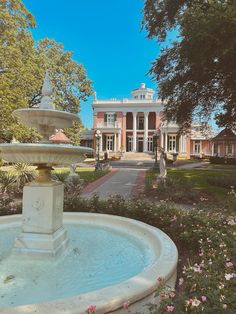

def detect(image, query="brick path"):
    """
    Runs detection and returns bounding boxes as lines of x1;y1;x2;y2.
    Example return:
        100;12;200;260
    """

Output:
81;168;146;199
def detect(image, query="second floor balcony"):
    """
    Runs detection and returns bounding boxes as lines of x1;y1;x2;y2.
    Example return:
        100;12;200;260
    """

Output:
96;121;121;129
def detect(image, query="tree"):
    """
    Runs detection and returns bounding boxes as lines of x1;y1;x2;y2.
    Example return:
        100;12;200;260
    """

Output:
0;0;43;142
0;1;93;144
32;38;93;114
143;0;236;130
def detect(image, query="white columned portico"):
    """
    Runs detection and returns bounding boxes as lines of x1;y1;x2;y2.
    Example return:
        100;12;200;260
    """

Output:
132;112;137;152
165;133;168;152
144;112;149;152
118;130;121;152
114;133;117;152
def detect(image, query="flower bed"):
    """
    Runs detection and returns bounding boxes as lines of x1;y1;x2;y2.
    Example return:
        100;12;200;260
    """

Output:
64;196;236;313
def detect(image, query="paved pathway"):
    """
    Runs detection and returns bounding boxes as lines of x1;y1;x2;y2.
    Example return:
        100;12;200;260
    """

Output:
81;168;146;199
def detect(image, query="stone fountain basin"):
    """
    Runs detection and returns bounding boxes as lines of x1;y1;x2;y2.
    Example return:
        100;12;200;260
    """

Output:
0;143;93;166
13;108;80;129
0;213;178;314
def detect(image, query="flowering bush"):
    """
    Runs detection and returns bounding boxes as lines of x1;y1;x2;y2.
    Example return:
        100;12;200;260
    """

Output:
64;196;236;313
0;192;21;216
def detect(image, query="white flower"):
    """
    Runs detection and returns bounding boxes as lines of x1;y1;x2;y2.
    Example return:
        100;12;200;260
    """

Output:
192;298;201;307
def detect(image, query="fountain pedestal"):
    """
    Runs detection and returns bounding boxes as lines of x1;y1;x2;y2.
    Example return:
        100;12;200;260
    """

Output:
13;180;69;257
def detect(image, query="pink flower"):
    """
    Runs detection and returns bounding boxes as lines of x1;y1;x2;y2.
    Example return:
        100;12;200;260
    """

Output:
166;305;175;312
201;296;207;302
226;261;233;268
123;301;130;310
86;305;96;314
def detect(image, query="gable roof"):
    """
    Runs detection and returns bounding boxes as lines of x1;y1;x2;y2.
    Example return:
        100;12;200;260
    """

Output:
212;128;236;141
49;130;72;144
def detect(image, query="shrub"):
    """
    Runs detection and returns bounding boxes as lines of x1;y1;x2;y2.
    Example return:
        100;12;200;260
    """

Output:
0;192;21;216
0;171;16;193
206;175;236;189
210;156;236;165
13;163;35;191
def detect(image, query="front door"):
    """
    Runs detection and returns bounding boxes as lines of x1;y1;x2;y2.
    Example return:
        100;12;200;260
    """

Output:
138;137;143;152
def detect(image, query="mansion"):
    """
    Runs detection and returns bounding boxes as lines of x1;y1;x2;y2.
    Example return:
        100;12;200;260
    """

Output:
80;83;234;159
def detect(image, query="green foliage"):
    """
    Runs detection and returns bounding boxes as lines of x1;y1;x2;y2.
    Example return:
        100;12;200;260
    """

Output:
13;163;35;190
143;0;236;130
0;0;43;143
0;171;16;193
0;1;93;143
33;38;93;114
206;175;236;189
210;156;236;165
0;191;21;216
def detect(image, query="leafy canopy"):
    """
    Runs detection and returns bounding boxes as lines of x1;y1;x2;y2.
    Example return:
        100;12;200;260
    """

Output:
143;0;236;130
0;0;93;143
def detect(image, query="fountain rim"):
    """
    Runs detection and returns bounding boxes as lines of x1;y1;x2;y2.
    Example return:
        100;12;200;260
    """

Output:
0;212;178;314
0;143;93;152
13;108;81;120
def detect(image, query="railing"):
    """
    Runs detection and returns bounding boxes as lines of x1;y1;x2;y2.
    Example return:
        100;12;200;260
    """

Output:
96;121;121;128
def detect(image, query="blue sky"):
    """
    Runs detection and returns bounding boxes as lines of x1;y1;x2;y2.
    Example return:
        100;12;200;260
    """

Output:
23;0;162;128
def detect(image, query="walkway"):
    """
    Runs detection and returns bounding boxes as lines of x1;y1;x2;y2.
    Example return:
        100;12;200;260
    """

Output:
81;168;146;199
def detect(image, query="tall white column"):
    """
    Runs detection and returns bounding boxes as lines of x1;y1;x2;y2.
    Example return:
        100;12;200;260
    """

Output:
133;112;137;152
179;135;182;153
161;132;164;148
100;133;103;152
165;133;168;152
144;112;149;152
114;133;117;152
118;130;121;152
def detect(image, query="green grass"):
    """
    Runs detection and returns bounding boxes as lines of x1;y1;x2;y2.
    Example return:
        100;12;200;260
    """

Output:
52;167;109;184
145;168;236;208
1;165;109;186
206;163;236;170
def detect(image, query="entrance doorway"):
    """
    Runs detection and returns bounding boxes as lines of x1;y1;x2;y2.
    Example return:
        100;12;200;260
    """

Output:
137;137;143;152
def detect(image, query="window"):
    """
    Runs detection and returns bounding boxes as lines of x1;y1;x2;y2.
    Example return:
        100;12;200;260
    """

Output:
106;135;114;151
138;115;144;130
168;135;176;152
227;143;234;155
107;114;115;124
140;94;146;99
127;136;133;152
194;141;201;154
148;137;153;152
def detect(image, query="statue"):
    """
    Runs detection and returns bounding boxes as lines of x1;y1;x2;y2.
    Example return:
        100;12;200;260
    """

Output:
159;148;167;179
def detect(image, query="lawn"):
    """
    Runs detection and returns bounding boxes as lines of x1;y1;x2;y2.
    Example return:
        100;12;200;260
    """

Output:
145;168;236;210
52;167;109;184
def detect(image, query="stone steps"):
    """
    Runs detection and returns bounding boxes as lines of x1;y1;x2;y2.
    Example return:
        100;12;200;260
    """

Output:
123;152;154;160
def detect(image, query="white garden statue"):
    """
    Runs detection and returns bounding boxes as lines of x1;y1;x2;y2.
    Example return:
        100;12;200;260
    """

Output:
159;148;167;179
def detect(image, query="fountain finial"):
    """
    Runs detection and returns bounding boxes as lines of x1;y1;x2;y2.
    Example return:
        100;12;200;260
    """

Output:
39;71;55;110
42;71;53;96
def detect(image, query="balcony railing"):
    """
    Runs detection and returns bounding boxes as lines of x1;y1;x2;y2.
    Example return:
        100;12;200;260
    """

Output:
97;121;121;128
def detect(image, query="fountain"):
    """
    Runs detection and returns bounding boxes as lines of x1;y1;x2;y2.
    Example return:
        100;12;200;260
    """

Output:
0;73;178;313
